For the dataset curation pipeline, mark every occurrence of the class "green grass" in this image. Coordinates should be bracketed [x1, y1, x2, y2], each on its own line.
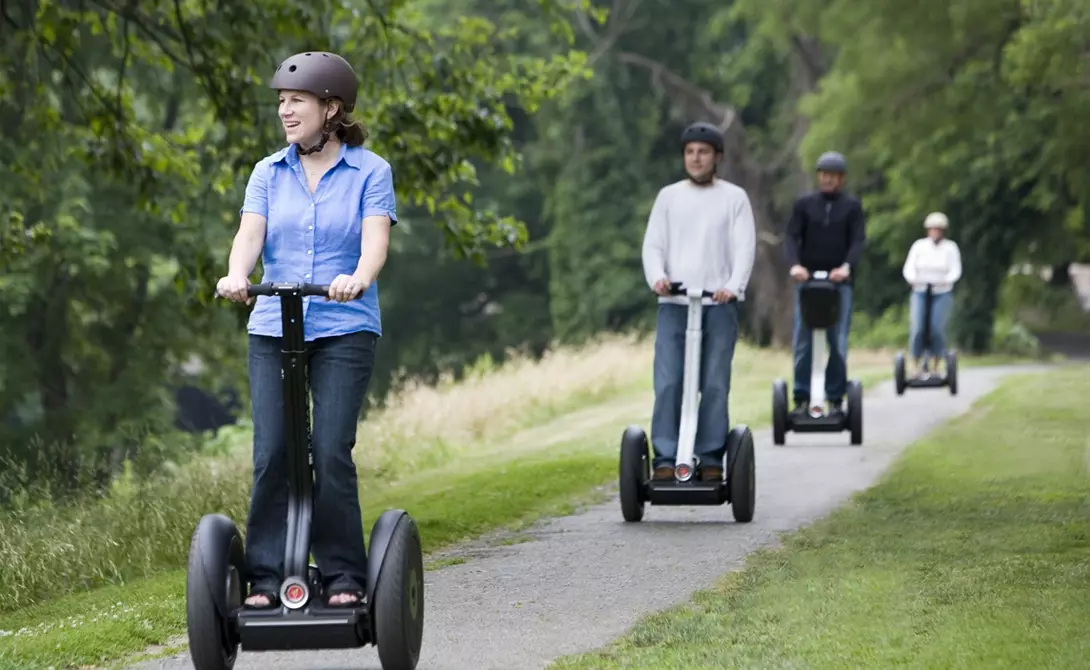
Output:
[551, 363, 1090, 670]
[0, 441, 620, 669]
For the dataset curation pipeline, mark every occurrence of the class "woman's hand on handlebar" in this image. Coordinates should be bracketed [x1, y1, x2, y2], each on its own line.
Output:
[789, 265, 810, 281]
[652, 277, 672, 296]
[217, 275, 253, 305]
[328, 273, 369, 302]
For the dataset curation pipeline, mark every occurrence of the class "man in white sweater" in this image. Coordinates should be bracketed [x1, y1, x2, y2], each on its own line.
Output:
[902, 211, 962, 375]
[641, 122, 757, 482]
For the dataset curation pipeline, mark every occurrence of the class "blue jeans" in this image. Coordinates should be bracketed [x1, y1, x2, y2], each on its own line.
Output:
[909, 290, 953, 359]
[245, 330, 377, 595]
[792, 283, 853, 405]
[651, 302, 738, 469]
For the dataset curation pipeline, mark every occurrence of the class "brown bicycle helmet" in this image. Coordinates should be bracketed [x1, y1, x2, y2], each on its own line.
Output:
[269, 51, 359, 112]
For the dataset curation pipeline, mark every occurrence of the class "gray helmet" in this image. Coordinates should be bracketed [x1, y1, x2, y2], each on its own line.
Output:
[680, 122, 724, 153]
[269, 52, 359, 113]
[816, 151, 847, 173]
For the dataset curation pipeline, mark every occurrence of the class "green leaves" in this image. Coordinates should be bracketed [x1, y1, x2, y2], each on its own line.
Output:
[782, 0, 1090, 349]
[0, 0, 589, 496]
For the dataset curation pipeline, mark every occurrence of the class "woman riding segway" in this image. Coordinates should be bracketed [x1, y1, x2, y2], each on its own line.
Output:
[216, 51, 398, 610]
[901, 212, 962, 378]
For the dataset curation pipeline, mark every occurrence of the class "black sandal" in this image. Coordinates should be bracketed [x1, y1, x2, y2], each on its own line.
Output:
[244, 590, 280, 609]
[325, 589, 365, 608]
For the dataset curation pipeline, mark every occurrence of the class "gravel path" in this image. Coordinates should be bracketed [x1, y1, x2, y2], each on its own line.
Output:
[130, 364, 1042, 670]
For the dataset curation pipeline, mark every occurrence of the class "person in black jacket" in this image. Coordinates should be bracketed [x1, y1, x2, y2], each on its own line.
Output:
[783, 151, 866, 417]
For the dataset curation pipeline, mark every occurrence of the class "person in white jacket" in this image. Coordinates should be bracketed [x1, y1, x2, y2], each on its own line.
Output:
[641, 121, 756, 482]
[902, 212, 962, 376]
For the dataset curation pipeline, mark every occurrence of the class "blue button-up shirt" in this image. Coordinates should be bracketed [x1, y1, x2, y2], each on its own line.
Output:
[240, 143, 398, 341]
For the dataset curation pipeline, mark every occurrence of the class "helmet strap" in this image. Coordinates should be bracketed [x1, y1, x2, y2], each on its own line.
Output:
[296, 112, 339, 156]
[687, 169, 715, 185]
[297, 130, 330, 156]
[683, 151, 718, 185]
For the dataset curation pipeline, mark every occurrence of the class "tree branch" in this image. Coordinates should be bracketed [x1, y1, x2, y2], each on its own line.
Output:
[615, 51, 738, 130]
[578, 0, 643, 64]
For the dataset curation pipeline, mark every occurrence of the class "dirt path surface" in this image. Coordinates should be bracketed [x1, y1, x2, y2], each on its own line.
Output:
[130, 364, 1044, 670]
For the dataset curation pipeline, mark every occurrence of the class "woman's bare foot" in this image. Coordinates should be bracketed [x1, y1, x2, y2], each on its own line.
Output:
[244, 591, 278, 608]
[326, 590, 364, 607]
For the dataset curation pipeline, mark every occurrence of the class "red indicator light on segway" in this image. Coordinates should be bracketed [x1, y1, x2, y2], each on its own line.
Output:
[285, 584, 305, 603]
[676, 464, 691, 480]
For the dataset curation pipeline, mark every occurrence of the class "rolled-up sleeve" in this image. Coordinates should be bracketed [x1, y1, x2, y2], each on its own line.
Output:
[361, 161, 398, 225]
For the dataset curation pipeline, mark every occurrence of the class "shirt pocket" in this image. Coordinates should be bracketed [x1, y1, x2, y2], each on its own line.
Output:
[318, 173, 364, 254]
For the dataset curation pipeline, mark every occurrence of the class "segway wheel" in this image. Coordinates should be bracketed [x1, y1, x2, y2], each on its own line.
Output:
[374, 513, 425, 670]
[619, 426, 649, 522]
[847, 380, 863, 446]
[771, 379, 788, 446]
[946, 351, 958, 396]
[893, 351, 906, 396]
[186, 514, 244, 670]
[726, 425, 755, 523]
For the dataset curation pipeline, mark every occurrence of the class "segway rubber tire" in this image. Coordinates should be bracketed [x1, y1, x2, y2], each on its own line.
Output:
[186, 516, 243, 670]
[619, 426, 649, 522]
[771, 380, 788, 446]
[947, 351, 958, 396]
[373, 513, 425, 670]
[727, 426, 756, 523]
[848, 380, 863, 446]
[894, 352, 906, 396]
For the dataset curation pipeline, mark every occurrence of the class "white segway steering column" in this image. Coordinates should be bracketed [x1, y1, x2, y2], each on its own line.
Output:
[673, 285, 712, 481]
[808, 270, 829, 416]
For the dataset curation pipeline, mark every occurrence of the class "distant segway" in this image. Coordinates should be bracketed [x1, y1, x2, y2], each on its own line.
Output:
[772, 270, 863, 446]
[619, 282, 756, 524]
[186, 282, 424, 670]
[894, 284, 958, 396]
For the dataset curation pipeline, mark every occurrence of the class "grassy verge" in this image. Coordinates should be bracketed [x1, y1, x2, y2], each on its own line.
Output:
[551, 363, 1090, 670]
[0, 333, 658, 614]
[0, 342, 898, 669]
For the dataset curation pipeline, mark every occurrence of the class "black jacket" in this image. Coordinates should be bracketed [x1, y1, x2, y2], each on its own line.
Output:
[783, 190, 867, 276]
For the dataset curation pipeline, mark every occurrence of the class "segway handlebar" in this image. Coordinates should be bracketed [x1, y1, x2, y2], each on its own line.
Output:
[246, 282, 332, 298]
[667, 281, 715, 298]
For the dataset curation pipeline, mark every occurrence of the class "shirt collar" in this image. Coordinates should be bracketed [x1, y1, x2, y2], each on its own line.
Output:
[271, 142, 361, 170]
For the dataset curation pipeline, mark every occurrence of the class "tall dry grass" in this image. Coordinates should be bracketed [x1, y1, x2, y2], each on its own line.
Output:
[0, 333, 655, 612]
[353, 332, 656, 475]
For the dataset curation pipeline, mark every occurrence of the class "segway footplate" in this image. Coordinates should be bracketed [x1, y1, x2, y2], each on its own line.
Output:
[646, 480, 729, 506]
[236, 606, 369, 651]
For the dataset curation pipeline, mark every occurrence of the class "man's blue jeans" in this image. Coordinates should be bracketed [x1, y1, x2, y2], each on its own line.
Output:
[909, 289, 954, 359]
[792, 283, 853, 405]
[245, 330, 376, 596]
[651, 302, 738, 469]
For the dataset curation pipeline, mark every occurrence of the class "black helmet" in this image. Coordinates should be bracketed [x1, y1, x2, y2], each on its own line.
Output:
[680, 122, 724, 153]
[269, 51, 359, 112]
[816, 151, 847, 173]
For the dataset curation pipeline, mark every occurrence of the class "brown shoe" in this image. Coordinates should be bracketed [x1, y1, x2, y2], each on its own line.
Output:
[652, 466, 674, 481]
[699, 466, 724, 482]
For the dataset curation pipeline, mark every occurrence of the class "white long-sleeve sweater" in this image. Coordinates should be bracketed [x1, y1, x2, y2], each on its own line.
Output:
[902, 237, 962, 293]
[641, 178, 757, 305]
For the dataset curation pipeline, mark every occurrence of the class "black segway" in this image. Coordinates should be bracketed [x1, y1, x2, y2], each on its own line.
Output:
[619, 282, 756, 524]
[772, 270, 863, 446]
[186, 282, 424, 670]
[894, 284, 958, 396]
